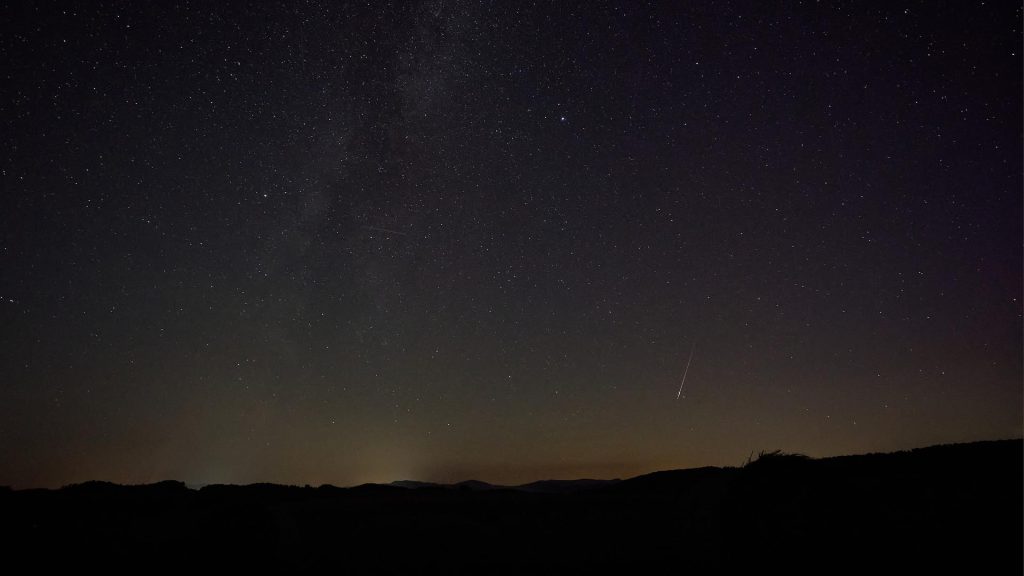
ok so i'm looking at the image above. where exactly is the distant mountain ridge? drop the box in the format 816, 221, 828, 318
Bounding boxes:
389, 477, 621, 493
4, 439, 1019, 572
33, 438, 1019, 495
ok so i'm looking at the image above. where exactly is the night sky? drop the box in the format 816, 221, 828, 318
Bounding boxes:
2, 1, 1021, 489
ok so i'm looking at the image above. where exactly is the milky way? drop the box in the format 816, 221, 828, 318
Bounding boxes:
1, 1, 1020, 488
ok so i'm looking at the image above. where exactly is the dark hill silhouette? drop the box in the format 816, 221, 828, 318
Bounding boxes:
62, 479, 190, 496
390, 477, 620, 494
1, 439, 1019, 572
613, 465, 733, 494
391, 479, 445, 489
453, 479, 500, 491
515, 478, 619, 494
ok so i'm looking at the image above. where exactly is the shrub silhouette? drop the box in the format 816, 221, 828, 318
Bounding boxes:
743, 450, 811, 469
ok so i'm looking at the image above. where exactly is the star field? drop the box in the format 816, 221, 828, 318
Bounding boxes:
1, 1, 1020, 487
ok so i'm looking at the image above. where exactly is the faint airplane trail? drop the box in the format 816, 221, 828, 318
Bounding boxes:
676, 342, 696, 400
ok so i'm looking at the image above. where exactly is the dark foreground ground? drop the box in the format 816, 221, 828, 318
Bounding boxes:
2, 440, 1020, 573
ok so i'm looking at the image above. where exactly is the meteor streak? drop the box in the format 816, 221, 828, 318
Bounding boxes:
362, 225, 408, 236
676, 343, 696, 400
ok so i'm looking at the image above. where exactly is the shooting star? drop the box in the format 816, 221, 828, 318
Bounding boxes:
362, 225, 408, 237
675, 342, 696, 400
